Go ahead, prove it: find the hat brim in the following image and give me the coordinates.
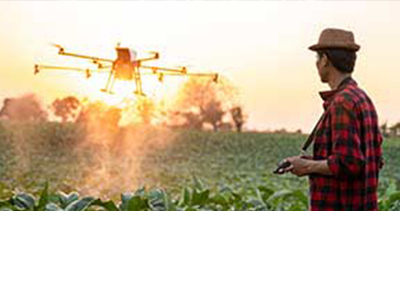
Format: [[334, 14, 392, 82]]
[[308, 44, 360, 52]]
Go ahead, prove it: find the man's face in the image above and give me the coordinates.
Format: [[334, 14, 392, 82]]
[[316, 52, 329, 83]]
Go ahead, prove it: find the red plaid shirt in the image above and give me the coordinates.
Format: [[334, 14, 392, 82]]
[[309, 77, 383, 210]]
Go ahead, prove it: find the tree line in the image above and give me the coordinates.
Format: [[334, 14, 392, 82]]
[[0, 77, 247, 132]]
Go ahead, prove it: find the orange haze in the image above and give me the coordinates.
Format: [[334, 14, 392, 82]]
[[1, 1, 400, 132]]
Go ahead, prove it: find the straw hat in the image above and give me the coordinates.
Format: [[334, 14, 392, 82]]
[[309, 28, 360, 52]]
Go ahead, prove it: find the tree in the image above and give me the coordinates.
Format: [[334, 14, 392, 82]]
[[201, 100, 225, 131], [174, 77, 237, 131], [0, 94, 47, 122], [181, 111, 204, 130], [230, 106, 246, 132], [52, 96, 81, 123], [389, 122, 400, 137]]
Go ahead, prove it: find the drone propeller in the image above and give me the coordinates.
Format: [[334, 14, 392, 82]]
[[146, 51, 160, 59], [213, 73, 219, 83], [50, 43, 65, 54], [96, 63, 112, 69], [85, 69, 91, 79], [150, 67, 158, 74], [180, 66, 188, 74], [50, 43, 62, 49]]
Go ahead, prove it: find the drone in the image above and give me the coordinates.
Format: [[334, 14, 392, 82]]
[[34, 43, 219, 96]]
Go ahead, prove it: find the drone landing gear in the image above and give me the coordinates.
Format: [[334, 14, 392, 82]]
[[133, 66, 144, 96], [100, 88, 115, 95], [134, 91, 146, 97]]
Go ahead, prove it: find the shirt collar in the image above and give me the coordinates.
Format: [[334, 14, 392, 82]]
[[319, 77, 356, 109]]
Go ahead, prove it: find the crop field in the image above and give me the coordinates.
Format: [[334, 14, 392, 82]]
[[0, 121, 399, 211]]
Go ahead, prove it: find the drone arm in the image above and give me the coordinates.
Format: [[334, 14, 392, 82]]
[[135, 52, 159, 63], [140, 65, 186, 74], [182, 72, 218, 77], [160, 71, 219, 82], [34, 64, 88, 73], [97, 64, 113, 70], [58, 50, 114, 63], [33, 64, 107, 78]]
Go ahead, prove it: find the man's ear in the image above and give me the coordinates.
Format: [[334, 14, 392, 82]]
[[321, 54, 330, 67]]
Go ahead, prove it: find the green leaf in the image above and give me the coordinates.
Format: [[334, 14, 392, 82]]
[[120, 193, 148, 211], [91, 199, 119, 211], [148, 189, 166, 210], [0, 202, 15, 211], [389, 192, 400, 203], [257, 185, 275, 200], [36, 182, 49, 211], [191, 189, 210, 206], [65, 197, 96, 211], [148, 188, 175, 211], [57, 191, 79, 208], [66, 192, 80, 205], [134, 186, 146, 196], [57, 191, 68, 207], [0, 207, 13, 211], [180, 187, 191, 206], [386, 181, 398, 198], [247, 198, 266, 210], [45, 203, 63, 211], [287, 190, 309, 211], [0, 181, 13, 200], [266, 190, 293, 202], [193, 176, 204, 191], [120, 192, 134, 210], [11, 193, 36, 210]]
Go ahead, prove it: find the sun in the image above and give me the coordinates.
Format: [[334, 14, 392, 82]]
[[80, 70, 175, 108], [66, 64, 191, 128]]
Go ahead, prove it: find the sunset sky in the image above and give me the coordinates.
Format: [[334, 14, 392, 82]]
[[1, 1, 399, 132]]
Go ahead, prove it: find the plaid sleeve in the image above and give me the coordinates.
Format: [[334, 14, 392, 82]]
[[327, 98, 366, 176]]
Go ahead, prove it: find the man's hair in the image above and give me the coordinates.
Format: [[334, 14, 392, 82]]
[[317, 48, 357, 73]]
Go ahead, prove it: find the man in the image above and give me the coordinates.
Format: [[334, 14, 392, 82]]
[[282, 28, 383, 210]]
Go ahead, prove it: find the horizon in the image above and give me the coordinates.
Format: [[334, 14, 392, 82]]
[[1, 1, 400, 132]]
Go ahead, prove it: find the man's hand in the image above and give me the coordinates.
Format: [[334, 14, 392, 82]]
[[283, 156, 313, 177], [281, 156, 333, 177]]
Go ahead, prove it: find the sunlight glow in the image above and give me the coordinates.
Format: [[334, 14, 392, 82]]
[[1, 1, 400, 131]]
